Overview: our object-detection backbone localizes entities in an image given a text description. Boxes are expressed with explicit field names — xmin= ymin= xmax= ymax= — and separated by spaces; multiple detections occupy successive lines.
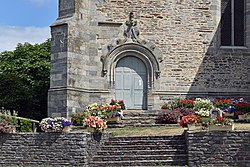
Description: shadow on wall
xmin=186 ymin=18 xmax=250 ymax=100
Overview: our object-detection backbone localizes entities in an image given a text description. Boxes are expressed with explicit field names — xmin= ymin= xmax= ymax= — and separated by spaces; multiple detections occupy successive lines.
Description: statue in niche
xmin=124 ymin=12 xmax=140 ymax=43
xmin=210 ymin=108 xmax=222 ymax=119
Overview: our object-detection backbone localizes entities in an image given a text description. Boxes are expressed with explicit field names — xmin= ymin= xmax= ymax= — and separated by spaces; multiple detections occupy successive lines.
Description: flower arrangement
xmin=71 ymin=99 xmax=125 ymax=126
xmin=86 ymin=103 xmax=106 ymax=118
xmin=110 ymin=99 xmax=126 ymax=110
xmin=212 ymin=116 xmax=233 ymax=126
xmin=156 ymin=109 xmax=180 ymax=124
xmin=195 ymin=108 xmax=210 ymax=117
xmin=180 ymin=108 xmax=195 ymax=116
xmin=0 ymin=109 xmax=17 ymax=133
xmin=161 ymin=99 xmax=195 ymax=110
xmin=0 ymin=114 xmax=17 ymax=133
xmin=214 ymin=99 xmax=236 ymax=113
xmin=178 ymin=99 xmax=195 ymax=109
xmin=194 ymin=98 xmax=213 ymax=117
xmin=199 ymin=117 xmax=212 ymax=128
xmin=179 ymin=114 xmax=200 ymax=128
xmin=83 ymin=116 xmax=107 ymax=132
xmin=214 ymin=99 xmax=232 ymax=109
xmin=100 ymin=105 xmax=123 ymax=119
xmin=236 ymin=101 xmax=250 ymax=114
xmin=40 ymin=117 xmax=72 ymax=132
xmin=85 ymin=99 xmax=126 ymax=119
xmin=71 ymin=111 xmax=90 ymax=126
xmin=161 ymin=100 xmax=179 ymax=110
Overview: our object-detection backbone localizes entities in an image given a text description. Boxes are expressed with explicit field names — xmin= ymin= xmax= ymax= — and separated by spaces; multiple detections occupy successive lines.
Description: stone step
xmin=122 ymin=110 xmax=160 ymax=118
xmin=120 ymin=120 xmax=156 ymax=124
xmin=96 ymin=149 xmax=187 ymax=156
xmin=90 ymin=134 xmax=188 ymax=167
xmin=123 ymin=113 xmax=159 ymax=117
xmin=93 ymin=154 xmax=187 ymax=161
xmin=104 ymin=139 xmax=185 ymax=145
xmin=108 ymin=135 xmax=184 ymax=141
xmin=107 ymin=110 xmax=175 ymax=127
xmin=90 ymin=159 xmax=188 ymax=167
xmin=100 ymin=144 xmax=186 ymax=150
xmin=121 ymin=116 xmax=157 ymax=120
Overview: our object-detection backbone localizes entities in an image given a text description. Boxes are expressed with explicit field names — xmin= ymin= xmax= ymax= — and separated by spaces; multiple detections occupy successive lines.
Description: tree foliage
xmin=0 ymin=39 xmax=51 ymax=120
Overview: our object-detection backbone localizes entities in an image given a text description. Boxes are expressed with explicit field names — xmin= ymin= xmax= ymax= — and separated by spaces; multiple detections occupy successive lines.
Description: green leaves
xmin=0 ymin=39 xmax=51 ymax=120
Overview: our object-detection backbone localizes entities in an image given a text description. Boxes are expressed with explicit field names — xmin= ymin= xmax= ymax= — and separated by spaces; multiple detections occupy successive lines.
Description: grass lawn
xmin=106 ymin=126 xmax=184 ymax=137
xmin=106 ymin=123 xmax=250 ymax=137
xmin=73 ymin=123 xmax=250 ymax=137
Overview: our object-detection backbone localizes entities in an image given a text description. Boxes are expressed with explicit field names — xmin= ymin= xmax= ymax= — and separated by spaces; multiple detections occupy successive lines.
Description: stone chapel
xmin=48 ymin=0 xmax=250 ymax=118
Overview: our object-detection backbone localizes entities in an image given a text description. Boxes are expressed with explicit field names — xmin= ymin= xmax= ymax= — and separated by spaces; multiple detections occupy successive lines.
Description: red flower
xmin=215 ymin=116 xmax=225 ymax=123
xmin=179 ymin=114 xmax=199 ymax=128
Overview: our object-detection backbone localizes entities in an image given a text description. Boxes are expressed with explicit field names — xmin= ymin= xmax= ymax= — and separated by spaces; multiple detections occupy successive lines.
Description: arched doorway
xmin=115 ymin=56 xmax=148 ymax=109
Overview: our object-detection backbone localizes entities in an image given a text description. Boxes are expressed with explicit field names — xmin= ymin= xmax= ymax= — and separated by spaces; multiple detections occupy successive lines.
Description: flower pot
xmin=0 ymin=127 xmax=16 ymax=133
xmin=187 ymin=124 xmax=202 ymax=131
xmin=45 ymin=128 xmax=63 ymax=132
xmin=209 ymin=124 xmax=234 ymax=131
xmin=223 ymin=112 xmax=234 ymax=117
xmin=45 ymin=129 xmax=59 ymax=132
xmin=238 ymin=114 xmax=250 ymax=120
xmin=106 ymin=117 xmax=121 ymax=123
xmin=62 ymin=126 xmax=71 ymax=132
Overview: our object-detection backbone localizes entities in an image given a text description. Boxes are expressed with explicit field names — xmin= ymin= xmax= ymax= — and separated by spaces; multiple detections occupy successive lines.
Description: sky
xmin=0 ymin=0 xmax=58 ymax=52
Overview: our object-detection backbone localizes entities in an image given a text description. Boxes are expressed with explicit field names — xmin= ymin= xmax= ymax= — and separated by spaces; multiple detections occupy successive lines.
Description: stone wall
xmin=0 ymin=131 xmax=250 ymax=166
xmin=186 ymin=131 xmax=250 ymax=167
xmin=0 ymin=132 xmax=111 ymax=167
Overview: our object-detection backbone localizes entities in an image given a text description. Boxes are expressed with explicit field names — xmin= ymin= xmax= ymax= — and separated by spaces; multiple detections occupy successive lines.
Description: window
xmin=221 ymin=0 xmax=245 ymax=46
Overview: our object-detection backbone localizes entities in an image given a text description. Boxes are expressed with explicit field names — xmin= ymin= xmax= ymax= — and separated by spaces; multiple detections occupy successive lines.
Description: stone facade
xmin=48 ymin=0 xmax=250 ymax=117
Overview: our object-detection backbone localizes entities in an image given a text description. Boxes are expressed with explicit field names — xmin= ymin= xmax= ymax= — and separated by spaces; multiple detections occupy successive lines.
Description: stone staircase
xmin=108 ymin=110 xmax=178 ymax=128
xmin=89 ymin=135 xmax=188 ymax=167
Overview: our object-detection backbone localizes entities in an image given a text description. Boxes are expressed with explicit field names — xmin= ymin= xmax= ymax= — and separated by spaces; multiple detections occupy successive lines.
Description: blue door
xmin=115 ymin=56 xmax=147 ymax=109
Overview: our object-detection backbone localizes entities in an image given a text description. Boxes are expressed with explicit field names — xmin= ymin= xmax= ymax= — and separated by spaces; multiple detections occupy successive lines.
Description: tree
xmin=0 ymin=39 xmax=51 ymax=120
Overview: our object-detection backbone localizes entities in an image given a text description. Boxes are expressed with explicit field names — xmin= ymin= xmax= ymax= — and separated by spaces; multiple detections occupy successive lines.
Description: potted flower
xmin=194 ymin=98 xmax=213 ymax=118
xmin=40 ymin=117 xmax=72 ymax=132
xmin=101 ymin=105 xmax=123 ymax=123
xmin=83 ymin=116 xmax=107 ymax=132
xmin=178 ymin=99 xmax=195 ymax=109
xmin=179 ymin=114 xmax=201 ymax=131
xmin=71 ymin=111 xmax=90 ymax=126
xmin=156 ymin=109 xmax=181 ymax=124
xmin=102 ymin=99 xmax=126 ymax=123
xmin=236 ymin=100 xmax=250 ymax=120
xmin=209 ymin=116 xmax=234 ymax=131
xmin=214 ymin=99 xmax=235 ymax=117
xmin=110 ymin=99 xmax=126 ymax=110
xmin=0 ymin=113 xmax=17 ymax=133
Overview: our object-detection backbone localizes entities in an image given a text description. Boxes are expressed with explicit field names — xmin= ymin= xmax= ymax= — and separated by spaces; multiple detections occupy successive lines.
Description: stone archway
xmin=100 ymin=12 xmax=163 ymax=110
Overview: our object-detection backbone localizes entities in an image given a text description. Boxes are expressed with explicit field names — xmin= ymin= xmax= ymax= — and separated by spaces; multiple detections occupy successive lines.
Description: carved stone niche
xmin=210 ymin=108 xmax=223 ymax=119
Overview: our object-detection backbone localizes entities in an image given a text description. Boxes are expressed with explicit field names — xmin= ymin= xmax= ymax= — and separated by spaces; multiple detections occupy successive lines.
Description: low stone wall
xmin=186 ymin=131 xmax=250 ymax=167
xmin=0 ymin=132 xmax=111 ymax=167
xmin=1 ymin=131 xmax=250 ymax=166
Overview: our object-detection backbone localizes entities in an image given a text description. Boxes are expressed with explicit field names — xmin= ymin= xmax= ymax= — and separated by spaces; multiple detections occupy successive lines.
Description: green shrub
xmin=18 ymin=119 xmax=33 ymax=132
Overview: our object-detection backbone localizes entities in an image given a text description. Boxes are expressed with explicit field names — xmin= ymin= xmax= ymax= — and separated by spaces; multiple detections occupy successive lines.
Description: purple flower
xmin=62 ymin=120 xmax=72 ymax=127
xmin=227 ymin=106 xmax=236 ymax=113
